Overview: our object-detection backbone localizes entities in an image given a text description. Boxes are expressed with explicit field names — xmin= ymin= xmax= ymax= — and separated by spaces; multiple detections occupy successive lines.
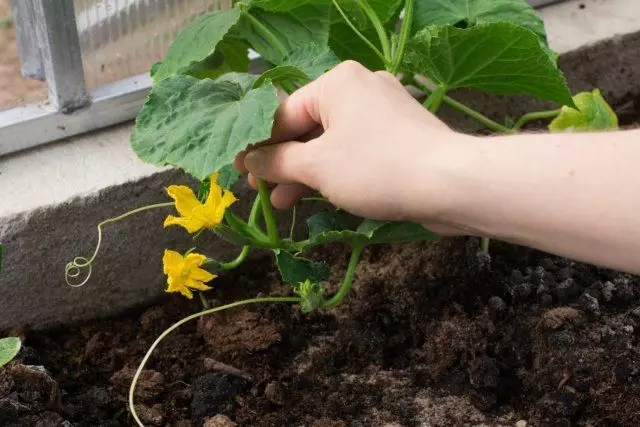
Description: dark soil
xmin=2 ymin=236 xmax=640 ymax=427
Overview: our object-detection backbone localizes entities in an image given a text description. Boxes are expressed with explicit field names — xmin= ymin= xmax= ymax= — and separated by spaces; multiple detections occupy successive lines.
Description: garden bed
xmin=2 ymin=232 xmax=639 ymax=426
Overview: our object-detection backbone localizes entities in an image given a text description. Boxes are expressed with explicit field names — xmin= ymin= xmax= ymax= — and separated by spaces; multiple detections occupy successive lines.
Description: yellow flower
xmin=164 ymin=172 xmax=237 ymax=233
xmin=162 ymin=249 xmax=216 ymax=299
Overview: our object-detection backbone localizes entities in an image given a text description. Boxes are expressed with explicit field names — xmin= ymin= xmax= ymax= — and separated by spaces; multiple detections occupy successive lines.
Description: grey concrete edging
xmin=1 ymin=6 xmax=640 ymax=330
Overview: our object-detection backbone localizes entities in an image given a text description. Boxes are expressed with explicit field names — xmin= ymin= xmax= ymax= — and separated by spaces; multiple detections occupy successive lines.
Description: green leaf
xmin=282 ymin=43 xmax=340 ymax=79
xmin=0 ymin=337 xmax=21 ymax=368
xmin=413 ymin=0 xmax=548 ymax=44
xmin=275 ymin=250 xmax=331 ymax=285
xmin=217 ymin=164 xmax=242 ymax=190
xmin=549 ymin=89 xmax=619 ymax=133
xmin=405 ymin=23 xmax=574 ymax=107
xmin=154 ymin=9 xmax=242 ymax=81
xmin=248 ymin=0 xmax=321 ymax=11
xmin=305 ymin=211 xmax=439 ymax=247
xmin=334 ymin=0 xmax=402 ymax=29
xmin=216 ymin=72 xmax=260 ymax=92
xmin=329 ymin=22 xmax=386 ymax=70
xmin=131 ymin=75 xmax=279 ymax=180
xmin=239 ymin=3 xmax=332 ymax=64
xmin=254 ymin=65 xmax=311 ymax=88
xmin=182 ymin=37 xmax=250 ymax=80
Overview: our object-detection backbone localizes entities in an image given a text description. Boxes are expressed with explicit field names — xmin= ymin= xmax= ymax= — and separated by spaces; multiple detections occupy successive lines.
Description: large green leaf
xmin=178 ymin=37 xmax=250 ymax=81
xmin=275 ymin=250 xmax=331 ymax=285
xmin=154 ymin=9 xmax=242 ymax=81
xmin=334 ymin=0 xmax=402 ymax=29
xmin=239 ymin=3 xmax=332 ymax=64
xmin=413 ymin=0 xmax=548 ymax=44
xmin=131 ymin=74 xmax=279 ymax=180
xmin=549 ymin=89 xmax=619 ymax=133
xmin=305 ymin=211 xmax=439 ymax=247
xmin=405 ymin=23 xmax=574 ymax=107
xmin=282 ymin=43 xmax=340 ymax=79
xmin=0 ymin=337 xmax=20 ymax=368
xmin=329 ymin=22 xmax=386 ymax=70
xmin=249 ymin=0 xmax=323 ymax=11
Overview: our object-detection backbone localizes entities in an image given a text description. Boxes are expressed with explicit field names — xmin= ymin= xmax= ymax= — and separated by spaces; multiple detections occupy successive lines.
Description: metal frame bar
xmin=32 ymin=0 xmax=91 ymax=113
xmin=10 ymin=0 xmax=44 ymax=80
xmin=0 ymin=0 xmax=568 ymax=158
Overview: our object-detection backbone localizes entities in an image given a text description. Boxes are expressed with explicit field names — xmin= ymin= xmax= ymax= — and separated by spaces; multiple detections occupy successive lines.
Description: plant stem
xmin=481 ymin=237 xmax=491 ymax=253
xmin=220 ymin=246 xmax=250 ymax=270
xmin=257 ymin=180 xmax=280 ymax=245
xmin=65 ymin=202 xmax=174 ymax=288
xmin=408 ymin=77 xmax=511 ymax=133
xmin=198 ymin=292 xmax=210 ymax=309
xmin=424 ymin=85 xmax=446 ymax=113
xmin=512 ymin=109 xmax=562 ymax=131
xmin=320 ymin=244 xmax=364 ymax=309
xmin=356 ymin=0 xmax=392 ymax=64
xmin=129 ymin=296 xmax=303 ymax=427
xmin=249 ymin=194 xmax=262 ymax=228
xmin=241 ymin=9 xmax=287 ymax=58
xmin=331 ymin=0 xmax=388 ymax=66
xmin=289 ymin=205 xmax=297 ymax=240
xmin=390 ymin=0 xmax=414 ymax=74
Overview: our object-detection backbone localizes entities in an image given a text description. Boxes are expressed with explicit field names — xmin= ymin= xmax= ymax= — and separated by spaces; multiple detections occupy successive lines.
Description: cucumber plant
xmin=65 ymin=1 xmax=618 ymax=424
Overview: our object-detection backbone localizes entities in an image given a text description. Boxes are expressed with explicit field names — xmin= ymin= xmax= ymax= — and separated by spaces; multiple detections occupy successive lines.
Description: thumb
xmin=243 ymin=141 xmax=319 ymax=187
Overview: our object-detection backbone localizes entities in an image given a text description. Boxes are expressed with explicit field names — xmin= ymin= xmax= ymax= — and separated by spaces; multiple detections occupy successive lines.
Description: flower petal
xmin=166 ymin=185 xmax=201 ymax=217
xmin=186 ymin=278 xmax=213 ymax=292
xmin=184 ymin=253 xmax=207 ymax=268
xmin=189 ymin=267 xmax=216 ymax=283
xmin=164 ymin=214 xmax=205 ymax=234
xmin=162 ymin=250 xmax=183 ymax=275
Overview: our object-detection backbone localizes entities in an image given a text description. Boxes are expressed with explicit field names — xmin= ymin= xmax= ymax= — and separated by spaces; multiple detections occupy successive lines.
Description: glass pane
xmin=74 ymin=0 xmax=232 ymax=89
xmin=0 ymin=0 xmax=46 ymax=111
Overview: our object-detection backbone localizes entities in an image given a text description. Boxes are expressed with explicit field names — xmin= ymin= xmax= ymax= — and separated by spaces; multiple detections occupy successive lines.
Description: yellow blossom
xmin=164 ymin=172 xmax=237 ymax=233
xmin=162 ymin=249 xmax=216 ymax=299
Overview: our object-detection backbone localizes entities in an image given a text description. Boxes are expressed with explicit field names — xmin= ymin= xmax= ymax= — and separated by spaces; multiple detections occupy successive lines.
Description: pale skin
xmin=235 ymin=61 xmax=640 ymax=275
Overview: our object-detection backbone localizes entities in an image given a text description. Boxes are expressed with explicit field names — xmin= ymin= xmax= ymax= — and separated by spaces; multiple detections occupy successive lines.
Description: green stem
xmin=65 ymin=202 xmax=173 ymax=288
xmin=220 ymin=246 xmax=250 ymax=270
xmin=424 ymin=85 xmax=446 ymax=113
xmin=129 ymin=296 xmax=302 ymax=427
xmin=331 ymin=0 xmax=388 ymax=66
xmin=481 ymin=237 xmax=491 ymax=254
xmin=257 ymin=180 xmax=280 ymax=245
xmin=390 ymin=0 xmax=414 ymax=74
xmin=241 ymin=9 xmax=287 ymax=58
xmin=249 ymin=194 xmax=262 ymax=228
xmin=356 ymin=0 xmax=392 ymax=64
xmin=512 ymin=109 xmax=562 ymax=131
xmin=280 ymin=80 xmax=297 ymax=95
xmin=198 ymin=292 xmax=210 ymax=310
xmin=289 ymin=205 xmax=297 ymax=240
xmin=319 ymin=244 xmax=364 ymax=309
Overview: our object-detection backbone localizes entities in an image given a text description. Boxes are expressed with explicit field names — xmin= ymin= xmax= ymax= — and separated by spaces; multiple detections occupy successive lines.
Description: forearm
xmin=444 ymin=129 xmax=640 ymax=274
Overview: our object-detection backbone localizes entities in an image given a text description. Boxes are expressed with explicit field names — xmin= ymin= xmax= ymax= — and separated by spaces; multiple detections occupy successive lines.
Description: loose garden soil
xmin=2 ymin=234 xmax=640 ymax=426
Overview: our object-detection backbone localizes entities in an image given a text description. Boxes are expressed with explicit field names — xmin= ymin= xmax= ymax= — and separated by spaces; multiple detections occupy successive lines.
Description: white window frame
xmin=0 ymin=0 xmax=566 ymax=157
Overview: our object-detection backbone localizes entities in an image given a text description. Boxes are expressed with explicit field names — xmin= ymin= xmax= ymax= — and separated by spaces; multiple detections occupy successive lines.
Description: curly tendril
xmin=64 ymin=202 xmax=174 ymax=288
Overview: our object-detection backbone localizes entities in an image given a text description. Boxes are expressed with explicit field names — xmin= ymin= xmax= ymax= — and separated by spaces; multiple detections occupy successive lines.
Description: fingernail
xmin=244 ymin=149 xmax=266 ymax=176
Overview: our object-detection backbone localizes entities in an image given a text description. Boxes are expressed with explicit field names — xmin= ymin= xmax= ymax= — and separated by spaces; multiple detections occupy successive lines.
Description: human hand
xmin=235 ymin=61 xmax=470 ymax=232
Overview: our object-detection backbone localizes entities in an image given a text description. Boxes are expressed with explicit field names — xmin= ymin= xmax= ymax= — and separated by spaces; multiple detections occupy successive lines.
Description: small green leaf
xmin=282 ymin=43 xmax=340 ymax=79
xmin=154 ymin=9 xmax=242 ymax=81
xmin=0 ymin=337 xmax=21 ymax=368
xmin=305 ymin=211 xmax=439 ymax=247
xmin=248 ymin=0 xmax=320 ymax=11
xmin=405 ymin=23 xmax=574 ymax=107
xmin=254 ymin=65 xmax=311 ymax=88
xmin=413 ymin=0 xmax=548 ymax=44
xmin=238 ymin=3 xmax=332 ymax=64
xmin=131 ymin=74 xmax=279 ymax=180
xmin=275 ymin=250 xmax=330 ymax=285
xmin=329 ymin=22 xmax=386 ymax=70
xmin=549 ymin=89 xmax=619 ymax=133
xmin=294 ymin=279 xmax=325 ymax=313
xmin=216 ymin=72 xmax=260 ymax=92
xmin=334 ymin=0 xmax=402 ymax=29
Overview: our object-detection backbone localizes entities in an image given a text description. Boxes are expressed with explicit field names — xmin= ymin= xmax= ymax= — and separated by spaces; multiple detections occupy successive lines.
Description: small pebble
xmin=623 ymin=325 xmax=634 ymax=334
xmin=516 ymin=421 xmax=528 ymax=427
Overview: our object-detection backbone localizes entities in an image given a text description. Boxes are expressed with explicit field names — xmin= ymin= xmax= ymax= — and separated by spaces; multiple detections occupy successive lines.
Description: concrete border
xmin=1 ymin=1 xmax=640 ymax=330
